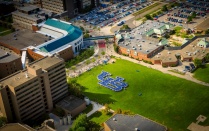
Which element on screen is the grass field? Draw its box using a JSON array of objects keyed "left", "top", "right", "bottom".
[
  {"left": 75, "top": 59, "right": 209, "bottom": 130},
  {"left": 89, "top": 111, "right": 113, "bottom": 126},
  {"left": 0, "top": 26, "right": 12, "bottom": 36},
  {"left": 133, "top": 2, "right": 161, "bottom": 16},
  {"left": 194, "top": 64, "right": 209, "bottom": 83}
]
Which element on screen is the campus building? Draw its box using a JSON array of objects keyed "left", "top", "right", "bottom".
[
  {"left": 0, "top": 18, "right": 83, "bottom": 62},
  {"left": 12, "top": 5, "right": 54, "bottom": 30},
  {"left": 0, "top": 48, "right": 22, "bottom": 79},
  {"left": 104, "top": 114, "right": 167, "bottom": 131},
  {"left": 0, "top": 56, "right": 68, "bottom": 122},
  {"left": 30, "top": 18, "right": 83, "bottom": 61},
  {"left": 115, "top": 20, "right": 175, "bottom": 66}
]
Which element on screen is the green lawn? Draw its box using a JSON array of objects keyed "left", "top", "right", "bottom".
[
  {"left": 75, "top": 59, "right": 209, "bottom": 130},
  {"left": 133, "top": 2, "right": 161, "bottom": 16},
  {"left": 89, "top": 111, "right": 113, "bottom": 126},
  {"left": 194, "top": 64, "right": 209, "bottom": 83}
]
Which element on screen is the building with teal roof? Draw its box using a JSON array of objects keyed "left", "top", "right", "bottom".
[{"left": 33, "top": 19, "right": 83, "bottom": 59}]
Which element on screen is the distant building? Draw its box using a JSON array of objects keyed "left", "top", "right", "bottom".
[
  {"left": 12, "top": 5, "right": 54, "bottom": 30},
  {"left": 0, "top": 48, "right": 22, "bottom": 79},
  {"left": 0, "top": 1, "right": 15, "bottom": 16},
  {"left": 40, "top": 0, "right": 96, "bottom": 18},
  {"left": 104, "top": 114, "right": 167, "bottom": 131},
  {"left": 41, "top": 0, "right": 79, "bottom": 18},
  {"left": 0, "top": 56, "right": 68, "bottom": 122},
  {"left": 197, "top": 38, "right": 209, "bottom": 48}
]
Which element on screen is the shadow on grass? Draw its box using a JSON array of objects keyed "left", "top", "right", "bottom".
[{"left": 83, "top": 91, "right": 117, "bottom": 105}]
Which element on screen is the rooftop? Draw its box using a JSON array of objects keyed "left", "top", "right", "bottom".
[
  {"left": 56, "top": 95, "right": 86, "bottom": 112},
  {"left": 0, "top": 123, "right": 35, "bottom": 131},
  {"left": 117, "top": 20, "right": 172, "bottom": 55},
  {"left": 0, "top": 48, "right": 20, "bottom": 63},
  {"left": 0, "top": 70, "right": 37, "bottom": 88},
  {"left": 28, "top": 56, "right": 64, "bottom": 70},
  {"left": 12, "top": 5, "right": 54, "bottom": 22},
  {"left": 0, "top": 29, "right": 52, "bottom": 50},
  {"left": 105, "top": 114, "right": 167, "bottom": 131},
  {"left": 17, "top": 5, "right": 39, "bottom": 12},
  {"left": 37, "top": 19, "right": 83, "bottom": 53}
]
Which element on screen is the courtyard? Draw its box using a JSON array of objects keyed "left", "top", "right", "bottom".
[{"left": 74, "top": 59, "right": 209, "bottom": 130}]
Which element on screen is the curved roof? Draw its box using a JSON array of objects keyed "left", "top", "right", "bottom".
[{"left": 39, "top": 19, "right": 82, "bottom": 53}]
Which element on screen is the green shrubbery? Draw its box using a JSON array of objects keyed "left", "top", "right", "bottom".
[
  {"left": 65, "top": 49, "right": 94, "bottom": 68},
  {"left": 142, "top": 60, "right": 153, "bottom": 65}
]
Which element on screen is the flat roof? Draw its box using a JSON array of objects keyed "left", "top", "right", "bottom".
[
  {"left": 17, "top": 5, "right": 39, "bottom": 12},
  {"left": 152, "top": 37, "right": 209, "bottom": 62},
  {"left": 0, "top": 123, "right": 35, "bottom": 131},
  {"left": 0, "top": 29, "right": 53, "bottom": 50},
  {"left": 37, "top": 19, "right": 82, "bottom": 53},
  {"left": 117, "top": 20, "right": 172, "bottom": 55},
  {"left": 56, "top": 96, "right": 86, "bottom": 112},
  {"left": 28, "top": 56, "right": 64, "bottom": 70},
  {"left": 105, "top": 114, "right": 167, "bottom": 131},
  {"left": 0, "top": 48, "right": 20, "bottom": 63},
  {"left": 0, "top": 70, "right": 37, "bottom": 88}
]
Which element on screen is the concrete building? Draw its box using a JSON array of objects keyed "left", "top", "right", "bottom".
[
  {"left": 41, "top": 0, "right": 79, "bottom": 18},
  {"left": 0, "top": 48, "right": 23, "bottom": 79},
  {"left": 0, "top": 56, "right": 68, "bottom": 122},
  {"left": 104, "top": 114, "right": 167, "bottom": 131},
  {"left": 12, "top": 5, "right": 54, "bottom": 30}
]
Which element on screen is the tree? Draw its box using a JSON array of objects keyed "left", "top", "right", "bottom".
[
  {"left": 104, "top": 104, "right": 110, "bottom": 115},
  {"left": 191, "top": 12, "right": 196, "bottom": 18},
  {"left": 193, "top": 58, "right": 202, "bottom": 68},
  {"left": 69, "top": 114, "right": 100, "bottom": 131},
  {"left": 0, "top": 117, "right": 7, "bottom": 127},
  {"left": 187, "top": 16, "right": 193, "bottom": 23},
  {"left": 145, "top": 14, "right": 153, "bottom": 20},
  {"left": 101, "top": 51, "right": 105, "bottom": 56},
  {"left": 71, "top": 66, "right": 76, "bottom": 72},
  {"left": 80, "top": 26, "right": 84, "bottom": 31},
  {"left": 205, "top": 29, "right": 209, "bottom": 34},
  {"left": 162, "top": 5, "right": 168, "bottom": 12},
  {"left": 120, "top": 25, "right": 130, "bottom": 30},
  {"left": 152, "top": 13, "right": 157, "bottom": 17},
  {"left": 83, "top": 33, "right": 90, "bottom": 38},
  {"left": 205, "top": 53, "right": 209, "bottom": 62}
]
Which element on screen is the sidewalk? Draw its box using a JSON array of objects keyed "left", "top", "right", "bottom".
[{"left": 87, "top": 101, "right": 104, "bottom": 117}]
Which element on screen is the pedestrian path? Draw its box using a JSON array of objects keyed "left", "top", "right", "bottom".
[{"left": 87, "top": 101, "right": 104, "bottom": 117}]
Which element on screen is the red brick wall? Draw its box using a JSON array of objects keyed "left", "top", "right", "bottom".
[
  {"left": 27, "top": 48, "right": 44, "bottom": 60},
  {"left": 58, "top": 46, "right": 74, "bottom": 61},
  {"left": 32, "top": 25, "right": 39, "bottom": 31},
  {"left": 0, "top": 42, "right": 21, "bottom": 54}
]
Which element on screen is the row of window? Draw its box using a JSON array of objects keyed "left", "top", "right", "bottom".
[
  {"left": 15, "top": 79, "right": 38, "bottom": 93},
  {"left": 20, "top": 97, "right": 42, "bottom": 116}
]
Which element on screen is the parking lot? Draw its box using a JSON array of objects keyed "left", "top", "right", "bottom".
[
  {"left": 158, "top": 0, "right": 209, "bottom": 30},
  {"left": 71, "top": 0, "right": 153, "bottom": 28}
]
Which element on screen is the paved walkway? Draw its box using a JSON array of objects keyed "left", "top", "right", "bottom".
[
  {"left": 87, "top": 101, "right": 104, "bottom": 117},
  {"left": 105, "top": 44, "right": 209, "bottom": 87}
]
